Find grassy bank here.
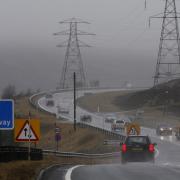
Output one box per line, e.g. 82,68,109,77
77,91,129,112
77,91,180,128
1,96,121,180
0,156,121,180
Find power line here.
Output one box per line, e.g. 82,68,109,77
149,0,180,86
54,18,95,89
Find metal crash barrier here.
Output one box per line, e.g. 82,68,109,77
0,146,43,162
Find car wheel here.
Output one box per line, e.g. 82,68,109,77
121,157,127,164
150,158,155,164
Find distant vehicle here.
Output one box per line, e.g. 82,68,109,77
57,105,69,114
80,114,92,122
175,126,180,140
156,124,173,136
111,119,127,132
121,135,156,164
45,93,54,106
45,93,53,99
104,115,117,123
111,116,132,132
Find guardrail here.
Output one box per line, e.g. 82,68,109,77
29,87,146,116
104,139,123,145
29,90,127,140
43,149,121,159
0,146,43,162
77,122,126,141
0,146,120,162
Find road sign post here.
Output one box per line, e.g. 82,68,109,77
0,100,14,130
28,112,31,161
55,126,61,151
73,72,76,132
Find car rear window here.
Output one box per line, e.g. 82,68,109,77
116,120,124,124
126,136,149,144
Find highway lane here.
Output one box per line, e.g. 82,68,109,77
38,89,180,144
37,89,180,180
69,136,180,180
38,89,122,132
40,136,180,180
38,89,180,146
71,163,180,180
38,89,154,136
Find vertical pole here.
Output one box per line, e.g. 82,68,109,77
74,72,76,131
28,111,31,160
97,104,100,113
56,140,58,151
54,122,57,152
163,90,169,117
165,90,169,116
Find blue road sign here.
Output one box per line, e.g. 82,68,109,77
55,133,61,142
0,100,14,130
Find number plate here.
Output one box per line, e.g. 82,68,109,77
131,148,143,151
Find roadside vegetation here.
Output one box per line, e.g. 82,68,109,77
78,82,180,128
0,93,120,180
77,91,129,112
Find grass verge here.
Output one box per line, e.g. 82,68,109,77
77,91,180,128
1,95,121,180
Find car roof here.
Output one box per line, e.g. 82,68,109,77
158,124,172,127
127,135,149,138
126,135,150,141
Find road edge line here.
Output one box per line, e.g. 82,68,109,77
155,148,159,159
65,165,84,180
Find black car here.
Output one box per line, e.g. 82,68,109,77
121,135,156,164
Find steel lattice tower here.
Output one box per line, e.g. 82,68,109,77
150,0,180,86
54,18,95,89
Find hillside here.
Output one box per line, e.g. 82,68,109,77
114,79,180,111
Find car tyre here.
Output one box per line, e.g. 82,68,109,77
150,158,155,164
121,157,127,164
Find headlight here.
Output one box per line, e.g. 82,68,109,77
169,128,172,130
160,128,164,131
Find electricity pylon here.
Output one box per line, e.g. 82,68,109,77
150,0,180,86
54,18,95,89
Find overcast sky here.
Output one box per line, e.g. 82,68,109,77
0,0,180,92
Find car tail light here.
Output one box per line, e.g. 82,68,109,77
122,144,127,153
149,144,154,153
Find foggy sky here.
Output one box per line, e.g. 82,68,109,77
0,0,179,92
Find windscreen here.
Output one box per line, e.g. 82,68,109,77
126,136,148,145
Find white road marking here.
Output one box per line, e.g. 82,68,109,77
155,148,159,159
65,165,84,180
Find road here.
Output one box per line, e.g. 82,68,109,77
70,163,180,180
41,136,180,180
70,136,180,180
38,89,180,180
38,89,156,136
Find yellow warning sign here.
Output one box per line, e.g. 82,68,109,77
14,119,40,142
126,123,141,136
